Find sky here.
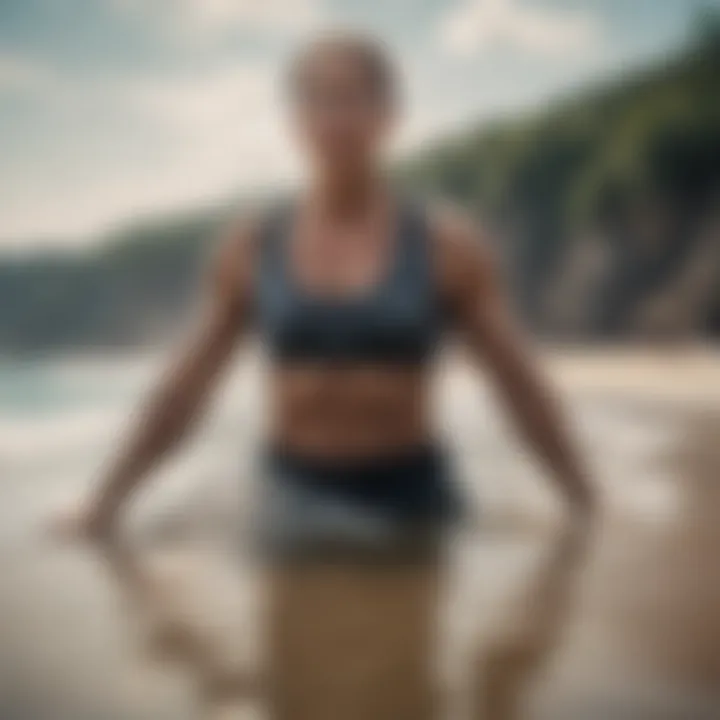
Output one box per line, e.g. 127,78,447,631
0,0,717,249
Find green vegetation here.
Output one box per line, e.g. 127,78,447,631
403,21,720,335
0,210,227,352
2,24,720,353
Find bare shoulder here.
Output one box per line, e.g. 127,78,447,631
425,199,497,297
427,199,478,244
207,210,266,304
212,212,261,278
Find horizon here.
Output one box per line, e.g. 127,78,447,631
0,0,715,251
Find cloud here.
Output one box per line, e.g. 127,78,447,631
112,0,325,43
123,65,274,130
0,59,299,245
439,0,600,57
118,61,296,178
0,54,49,94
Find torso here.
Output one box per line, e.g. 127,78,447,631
254,193,446,461
270,364,431,459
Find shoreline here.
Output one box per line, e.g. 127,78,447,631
1,352,720,718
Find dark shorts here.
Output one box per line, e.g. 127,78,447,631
256,444,464,563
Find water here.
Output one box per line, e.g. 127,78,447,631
1,349,719,719
0,351,686,546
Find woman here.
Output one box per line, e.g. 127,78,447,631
65,33,594,719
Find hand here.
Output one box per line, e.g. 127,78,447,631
49,500,117,546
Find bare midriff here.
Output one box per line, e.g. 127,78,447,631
269,363,433,460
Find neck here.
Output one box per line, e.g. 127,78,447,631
311,166,386,220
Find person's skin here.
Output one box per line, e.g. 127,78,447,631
58,37,594,544
472,519,592,720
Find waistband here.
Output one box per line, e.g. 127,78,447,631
264,442,461,522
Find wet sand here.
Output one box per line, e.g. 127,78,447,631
1,349,720,719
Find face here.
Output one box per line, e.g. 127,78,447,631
289,49,396,176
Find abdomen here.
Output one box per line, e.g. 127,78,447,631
270,363,433,460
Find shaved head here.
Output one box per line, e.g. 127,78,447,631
288,31,399,108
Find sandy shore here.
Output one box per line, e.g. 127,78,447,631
2,349,720,719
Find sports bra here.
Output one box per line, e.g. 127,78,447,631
255,198,441,364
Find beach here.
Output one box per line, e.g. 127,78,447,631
1,347,720,719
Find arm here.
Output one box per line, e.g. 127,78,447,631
437,211,595,522
78,221,257,541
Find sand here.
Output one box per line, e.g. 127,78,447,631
1,348,720,719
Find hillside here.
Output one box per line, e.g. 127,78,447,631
2,25,720,353
403,22,720,338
